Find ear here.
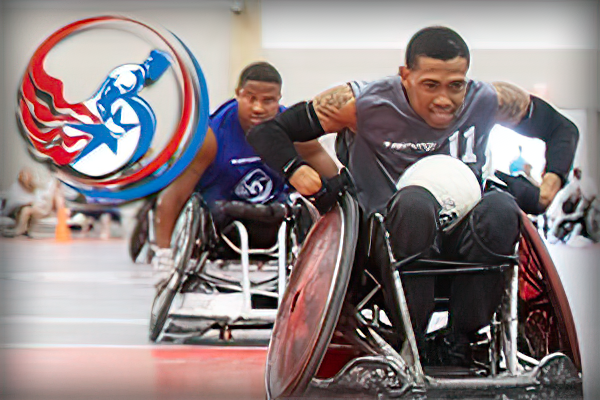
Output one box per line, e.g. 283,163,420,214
234,87,242,99
399,66,413,90
399,66,410,81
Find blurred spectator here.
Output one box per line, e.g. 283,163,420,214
1,168,60,237
509,145,527,175
1,168,123,239
509,145,537,185
1,168,37,218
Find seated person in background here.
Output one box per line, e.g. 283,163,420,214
248,26,578,365
1,168,37,221
152,61,338,280
2,168,61,237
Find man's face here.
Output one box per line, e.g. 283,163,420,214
400,56,469,129
235,80,282,132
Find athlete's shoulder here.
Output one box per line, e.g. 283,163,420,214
210,98,237,120
209,99,238,131
463,79,498,112
355,76,400,98
467,79,496,96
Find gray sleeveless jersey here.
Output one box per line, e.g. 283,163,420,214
336,76,498,214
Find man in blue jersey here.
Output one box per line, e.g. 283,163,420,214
152,62,338,281
248,27,578,366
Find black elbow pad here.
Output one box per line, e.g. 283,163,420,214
513,96,579,186
277,101,325,142
247,101,326,175
247,119,298,174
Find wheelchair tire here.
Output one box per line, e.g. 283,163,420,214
128,196,156,263
129,216,148,263
149,280,177,342
149,194,202,342
266,193,360,399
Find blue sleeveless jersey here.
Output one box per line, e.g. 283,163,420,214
195,99,288,208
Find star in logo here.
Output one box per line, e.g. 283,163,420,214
71,107,138,160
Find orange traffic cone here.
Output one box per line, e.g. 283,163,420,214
55,206,72,242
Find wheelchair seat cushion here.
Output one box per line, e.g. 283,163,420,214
212,200,287,224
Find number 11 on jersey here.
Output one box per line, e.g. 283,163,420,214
449,126,477,163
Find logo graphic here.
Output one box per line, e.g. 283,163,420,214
234,169,274,204
383,141,437,153
17,16,209,202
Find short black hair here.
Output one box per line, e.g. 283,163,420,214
405,26,470,69
237,61,282,89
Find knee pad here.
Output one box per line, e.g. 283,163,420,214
388,186,441,215
469,190,521,257
385,186,442,258
387,186,441,230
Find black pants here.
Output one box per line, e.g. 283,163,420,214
384,186,521,338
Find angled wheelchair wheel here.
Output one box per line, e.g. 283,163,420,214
518,213,582,371
129,215,149,263
149,279,178,342
149,194,202,342
265,193,360,399
128,196,156,263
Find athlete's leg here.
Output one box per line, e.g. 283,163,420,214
385,186,441,336
152,130,216,282
446,190,520,336
154,129,217,249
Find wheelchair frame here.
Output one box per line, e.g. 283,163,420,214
149,192,315,343
265,193,583,399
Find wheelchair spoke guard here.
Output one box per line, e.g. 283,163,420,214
265,193,359,399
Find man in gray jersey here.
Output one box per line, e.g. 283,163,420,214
248,26,579,366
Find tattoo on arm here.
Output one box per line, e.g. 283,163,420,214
314,84,354,111
312,84,356,132
493,81,531,126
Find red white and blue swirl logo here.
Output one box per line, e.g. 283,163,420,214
16,15,209,203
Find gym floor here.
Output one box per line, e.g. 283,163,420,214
1,236,598,399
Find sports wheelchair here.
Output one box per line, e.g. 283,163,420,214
265,193,583,399
149,192,317,343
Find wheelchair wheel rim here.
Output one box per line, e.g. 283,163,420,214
265,194,359,398
149,194,201,341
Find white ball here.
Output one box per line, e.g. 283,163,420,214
397,155,482,230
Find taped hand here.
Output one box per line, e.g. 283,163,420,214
307,168,355,215
494,171,546,215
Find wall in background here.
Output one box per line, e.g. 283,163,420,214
261,0,599,189
1,0,598,191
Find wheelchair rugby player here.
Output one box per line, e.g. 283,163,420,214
248,26,583,399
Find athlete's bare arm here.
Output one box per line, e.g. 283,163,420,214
313,84,358,133
155,128,217,248
288,84,356,195
294,140,339,178
492,82,531,128
492,81,561,207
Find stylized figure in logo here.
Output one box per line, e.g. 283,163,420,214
68,50,171,176
17,16,210,203
19,49,171,177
